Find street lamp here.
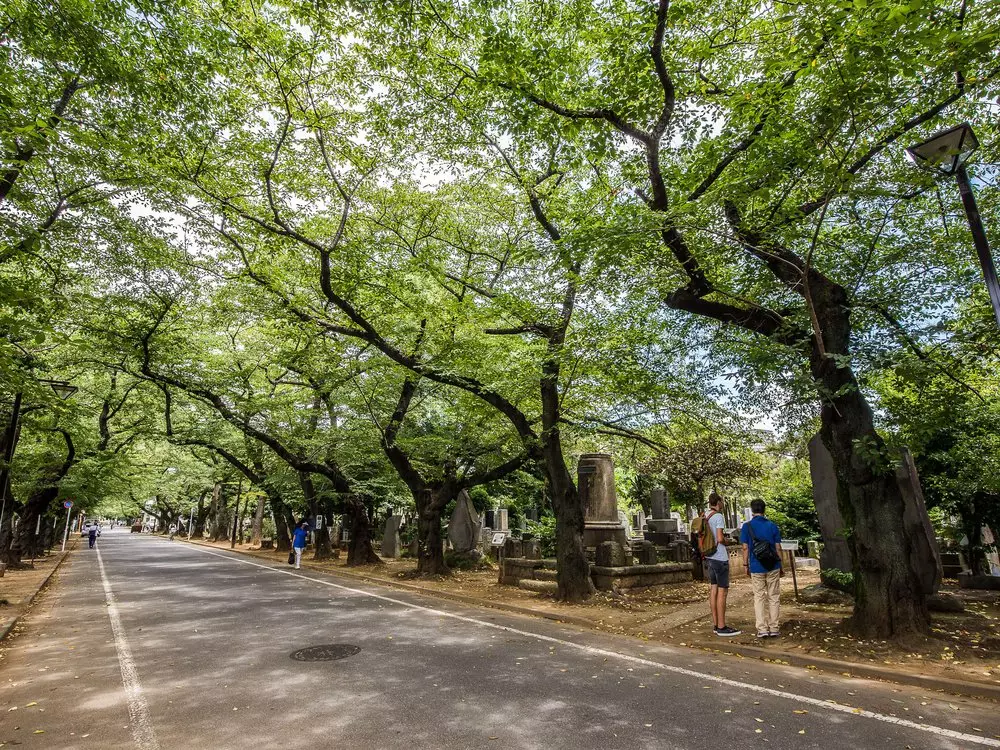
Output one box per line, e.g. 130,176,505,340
905,123,1000,328
38,379,79,401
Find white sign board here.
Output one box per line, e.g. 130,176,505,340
491,532,507,547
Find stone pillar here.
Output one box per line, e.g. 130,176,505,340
807,435,853,572
495,508,509,532
897,448,942,595
381,515,402,558
650,487,668,520
579,453,628,548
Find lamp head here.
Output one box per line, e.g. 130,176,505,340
905,123,979,176
39,379,78,400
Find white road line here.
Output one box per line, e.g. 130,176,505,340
181,542,999,748
96,546,160,750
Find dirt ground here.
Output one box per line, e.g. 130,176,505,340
189,537,1000,688
0,539,76,633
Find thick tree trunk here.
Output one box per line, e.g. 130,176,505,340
191,490,208,538
551,477,592,602
813,295,929,638
0,506,16,566
269,495,291,552
209,484,230,542
540,361,592,602
250,497,265,547
346,497,382,566
299,473,333,560
416,489,450,576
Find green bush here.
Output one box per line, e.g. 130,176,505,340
525,515,557,558
820,567,854,594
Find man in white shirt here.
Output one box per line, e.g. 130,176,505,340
705,492,741,636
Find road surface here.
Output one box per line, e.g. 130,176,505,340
1,530,997,749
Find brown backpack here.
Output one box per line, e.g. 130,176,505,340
692,510,719,557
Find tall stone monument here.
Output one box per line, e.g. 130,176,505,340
448,489,482,554
381,515,402,558
579,453,628,549
897,447,942,595
809,435,942,594
651,487,668,520
807,435,853,572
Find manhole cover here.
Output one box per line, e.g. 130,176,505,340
290,644,361,662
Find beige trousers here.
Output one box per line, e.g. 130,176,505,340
751,569,781,634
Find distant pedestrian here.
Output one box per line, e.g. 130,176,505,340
292,521,309,569
740,499,783,638
697,492,740,637
88,524,98,549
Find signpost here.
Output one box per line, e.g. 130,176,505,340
61,500,73,552
780,539,800,599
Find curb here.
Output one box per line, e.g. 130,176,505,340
0,547,72,644
177,538,1000,702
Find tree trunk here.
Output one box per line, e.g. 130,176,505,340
0,506,15,566
416,489,449,575
813,296,929,638
299,472,333,560
540,360,592,602
346,497,382,566
191,490,208,538
269,495,291,552
250,497,265,547
209,484,230,542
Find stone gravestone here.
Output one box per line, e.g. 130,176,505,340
523,539,542,559
495,508,509,532
448,489,482,553
502,537,522,559
807,435,853,572
484,509,495,529
579,454,628,548
635,509,646,534
897,447,942,595
651,488,668,520
595,540,627,568
381,515,402,558
636,540,658,565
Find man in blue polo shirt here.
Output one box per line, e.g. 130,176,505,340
740,499,783,638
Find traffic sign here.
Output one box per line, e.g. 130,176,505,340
63,500,73,509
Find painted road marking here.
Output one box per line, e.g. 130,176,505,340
97,546,160,750
176,541,998,748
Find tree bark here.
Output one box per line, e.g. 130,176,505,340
190,490,208,538
250,497,265,547
299,472,334,560
812,296,930,638
346,497,382,566
269,495,291,551
416,488,450,575
540,359,593,602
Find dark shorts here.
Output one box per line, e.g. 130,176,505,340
707,558,730,589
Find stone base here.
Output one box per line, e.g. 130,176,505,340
958,573,1000,590
583,523,628,549
499,558,546,585
590,562,693,592
259,538,273,550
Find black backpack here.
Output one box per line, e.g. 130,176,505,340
746,521,781,571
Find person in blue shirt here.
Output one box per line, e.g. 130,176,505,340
292,521,310,569
740,499,783,638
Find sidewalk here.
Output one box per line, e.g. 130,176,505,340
0,540,75,643
178,536,1000,700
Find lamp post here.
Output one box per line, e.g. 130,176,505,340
905,123,1000,328
0,380,78,532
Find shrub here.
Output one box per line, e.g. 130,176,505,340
820,567,854,594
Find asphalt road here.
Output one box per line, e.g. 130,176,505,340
1,530,998,749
